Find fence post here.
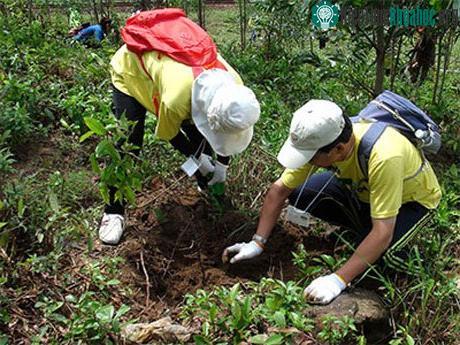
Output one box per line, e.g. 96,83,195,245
198,0,205,29
238,0,247,49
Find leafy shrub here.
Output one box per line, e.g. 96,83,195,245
180,280,314,344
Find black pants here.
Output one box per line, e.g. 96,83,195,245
105,86,225,215
288,171,431,269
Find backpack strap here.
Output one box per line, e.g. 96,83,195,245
357,122,388,178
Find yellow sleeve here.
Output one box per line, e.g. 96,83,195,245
155,59,194,141
281,164,318,190
217,54,243,85
368,156,404,219
156,102,186,141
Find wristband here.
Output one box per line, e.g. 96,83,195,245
334,273,348,286
252,240,265,250
252,234,267,245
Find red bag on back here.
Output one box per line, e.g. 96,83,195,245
121,8,225,70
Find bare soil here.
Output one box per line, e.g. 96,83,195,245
97,177,338,322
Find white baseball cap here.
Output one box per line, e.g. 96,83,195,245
192,69,260,157
277,100,345,169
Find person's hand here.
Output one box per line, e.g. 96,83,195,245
222,241,263,264
198,154,215,176
208,161,228,185
303,273,346,304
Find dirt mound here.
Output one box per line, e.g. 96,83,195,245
105,177,336,321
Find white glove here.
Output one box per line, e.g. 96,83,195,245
222,241,263,264
303,273,346,305
208,161,228,185
198,154,215,176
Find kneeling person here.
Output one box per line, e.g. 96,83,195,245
223,100,441,304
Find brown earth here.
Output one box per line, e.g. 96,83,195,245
93,177,338,322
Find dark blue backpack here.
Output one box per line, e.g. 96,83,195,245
352,90,441,177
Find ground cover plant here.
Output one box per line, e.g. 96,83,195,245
0,0,459,344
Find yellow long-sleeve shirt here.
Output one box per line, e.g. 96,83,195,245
110,45,243,141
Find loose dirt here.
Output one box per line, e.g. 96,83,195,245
102,177,337,321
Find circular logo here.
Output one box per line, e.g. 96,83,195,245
312,0,340,30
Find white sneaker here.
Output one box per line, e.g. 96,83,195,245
99,213,125,245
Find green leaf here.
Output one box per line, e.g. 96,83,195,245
84,117,106,136
50,301,64,313
79,130,94,143
406,335,415,345
37,233,44,243
123,185,136,205
48,192,60,213
65,294,77,303
95,140,120,161
273,311,286,327
100,184,110,204
95,305,115,323
320,254,336,268
17,198,25,218
231,301,242,325
90,154,101,174
229,283,240,300
0,334,8,345
114,304,130,319
193,335,211,345
0,223,7,230
265,297,281,310
266,334,284,345
106,279,121,286
249,334,268,344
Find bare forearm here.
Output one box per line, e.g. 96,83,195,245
256,180,291,240
336,223,394,283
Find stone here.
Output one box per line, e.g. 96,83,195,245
121,316,193,344
306,288,389,325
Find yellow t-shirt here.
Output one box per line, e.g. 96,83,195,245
110,44,243,141
281,122,441,219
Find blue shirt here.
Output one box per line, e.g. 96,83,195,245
74,24,104,42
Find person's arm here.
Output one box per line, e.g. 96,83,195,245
222,178,292,263
336,217,395,283
304,217,396,305
255,179,293,240
305,153,403,304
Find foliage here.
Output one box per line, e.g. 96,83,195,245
35,293,130,344
250,0,310,58
318,315,359,345
180,280,315,344
81,116,143,206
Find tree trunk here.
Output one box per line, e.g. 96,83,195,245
239,0,247,49
432,34,444,104
390,35,403,90
438,29,454,103
374,26,385,95
28,0,33,24
92,0,99,23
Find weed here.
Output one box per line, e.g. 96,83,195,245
318,315,359,345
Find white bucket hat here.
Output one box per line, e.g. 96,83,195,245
277,100,345,169
191,69,260,157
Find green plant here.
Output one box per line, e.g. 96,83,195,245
81,116,143,206
35,292,130,344
181,279,314,344
80,257,123,293
318,315,359,345
0,147,16,174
